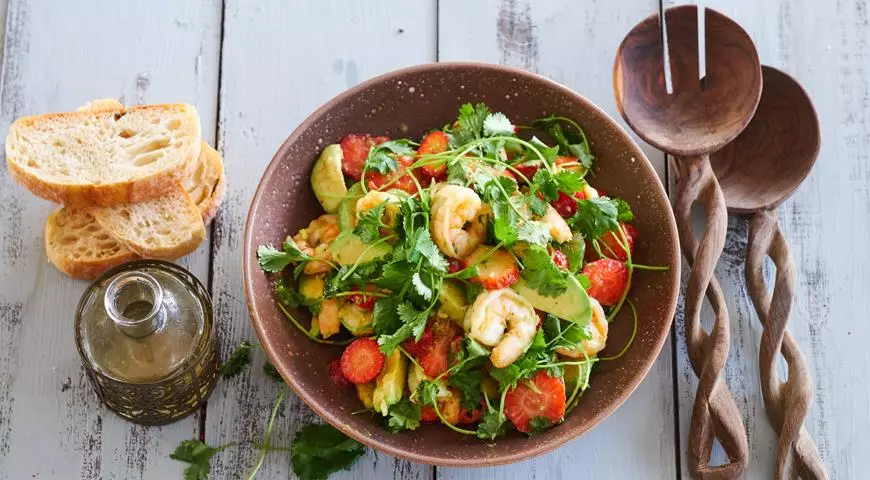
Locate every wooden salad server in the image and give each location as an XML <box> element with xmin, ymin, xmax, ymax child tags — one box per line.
<box><xmin>711</xmin><ymin>65</ymin><xmax>827</xmax><ymax>480</ymax></box>
<box><xmin>614</xmin><ymin>5</ymin><xmax>761</xmax><ymax>478</ymax></box>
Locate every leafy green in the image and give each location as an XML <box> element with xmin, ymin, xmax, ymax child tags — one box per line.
<box><xmin>291</xmin><ymin>424</ymin><xmax>365</xmax><ymax>480</ymax></box>
<box><xmin>483</xmin><ymin>112</ymin><xmax>515</xmax><ymax>136</ymax></box>
<box><xmin>542</xmin><ymin>314</ymin><xmax>592</xmax><ymax>352</ymax></box>
<box><xmin>533</xmin><ymin>115</ymin><xmax>595</xmax><ymax>169</ymax></box>
<box><xmin>530</xmin><ymin>168</ymin><xmax>584</xmax><ymax>202</ymax></box>
<box><xmin>489</xmin><ymin>330</ymin><xmax>555</xmax><ymax>390</ymax></box>
<box><xmin>386</xmin><ymin>398</ymin><xmax>421</xmax><ymax>432</ymax></box>
<box><xmin>476</xmin><ymin>409</ymin><xmax>508</xmax><ymax>440</ymax></box>
<box><xmin>526</xmin><ymin>194</ymin><xmax>550</xmax><ymax>217</ymax></box>
<box><xmin>263</xmin><ymin>362</ymin><xmax>283</xmax><ymax>382</ymax></box>
<box><xmin>275</xmin><ymin>277</ymin><xmax>306</xmax><ymax>308</ymax></box>
<box><xmin>528</xmin><ymin>136</ymin><xmax>560</xmax><ymax>165</ymax></box>
<box><xmin>353</xmin><ymin>202</ymin><xmax>388</xmax><ymax>244</ymax></box>
<box><xmin>378</xmin><ymin>301</ymin><xmax>429</xmax><ymax>354</ymax></box>
<box><xmin>520</xmin><ymin>245</ymin><xmax>569</xmax><ymax>297</ymax></box>
<box><xmin>371</xmin><ymin>296</ymin><xmax>402</xmax><ymax>336</ymax></box>
<box><xmin>527</xmin><ymin>417</ymin><xmax>555</xmax><ymax>436</ymax></box>
<box><xmin>614</xmin><ymin>198</ymin><xmax>635</xmax><ymax>222</ymax></box>
<box><xmin>364</xmin><ymin>139</ymin><xmax>414</xmax><ymax>174</ymax></box>
<box><xmin>411</xmin><ymin>272</ymin><xmax>433</xmax><ymax>301</ymax></box>
<box><xmin>562</xmin><ymin>234</ymin><xmax>586</xmax><ymax>273</ymax></box>
<box><xmin>170</xmin><ymin>440</ymin><xmax>229</xmax><ymax>480</ymax></box>
<box><xmin>453</xmin><ymin>103</ymin><xmax>490</xmax><ymax>146</ymax></box>
<box><xmin>221</xmin><ymin>341</ymin><xmax>253</xmax><ymax>378</ymax></box>
<box><xmin>569</xmin><ymin>197</ymin><xmax>621</xmax><ymax>240</ymax></box>
<box><xmin>516</xmin><ymin>220</ymin><xmax>551</xmax><ymax>246</ymax></box>
<box><xmin>257</xmin><ymin>240</ymin><xmax>312</xmax><ymax>273</ymax></box>
<box><xmin>449</xmin><ymin>368</ymin><xmax>484</xmax><ymax>411</ymax></box>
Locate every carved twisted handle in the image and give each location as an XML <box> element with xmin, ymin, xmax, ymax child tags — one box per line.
<box><xmin>745</xmin><ymin>210</ymin><xmax>828</xmax><ymax>480</ymax></box>
<box><xmin>673</xmin><ymin>156</ymin><xmax>748</xmax><ymax>479</ymax></box>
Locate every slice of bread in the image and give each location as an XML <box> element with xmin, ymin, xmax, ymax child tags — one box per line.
<box><xmin>184</xmin><ymin>143</ymin><xmax>226</xmax><ymax>224</ymax></box>
<box><xmin>89</xmin><ymin>182</ymin><xmax>206</xmax><ymax>259</ymax></box>
<box><xmin>45</xmin><ymin>208</ymin><xmax>137</xmax><ymax>280</ymax></box>
<box><xmin>6</xmin><ymin>103</ymin><xmax>202</xmax><ymax>207</ymax></box>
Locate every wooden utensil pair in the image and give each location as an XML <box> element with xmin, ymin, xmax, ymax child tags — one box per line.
<box><xmin>614</xmin><ymin>5</ymin><xmax>826</xmax><ymax>480</ymax></box>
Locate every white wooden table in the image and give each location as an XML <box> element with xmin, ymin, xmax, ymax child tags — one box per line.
<box><xmin>0</xmin><ymin>0</ymin><xmax>864</xmax><ymax>478</ymax></box>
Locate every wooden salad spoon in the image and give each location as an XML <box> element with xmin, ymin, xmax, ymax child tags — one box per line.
<box><xmin>614</xmin><ymin>5</ymin><xmax>761</xmax><ymax>478</ymax></box>
<box><xmin>710</xmin><ymin>65</ymin><xmax>827</xmax><ymax>480</ymax></box>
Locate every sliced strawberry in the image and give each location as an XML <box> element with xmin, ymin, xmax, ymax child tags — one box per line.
<box><xmin>447</xmin><ymin>258</ymin><xmax>463</xmax><ymax>274</ymax></box>
<box><xmin>464</xmin><ymin>246</ymin><xmax>519</xmax><ymax>290</ymax></box>
<box><xmin>405</xmin><ymin>318</ymin><xmax>463</xmax><ymax>378</ymax></box>
<box><xmin>599</xmin><ymin>223</ymin><xmax>638</xmax><ymax>261</ymax></box>
<box><xmin>366</xmin><ymin>154</ymin><xmax>419</xmax><ymax>194</ymax></box>
<box><xmin>512</xmin><ymin>162</ymin><xmax>540</xmax><ymax>183</ymax></box>
<box><xmin>340</xmin><ymin>338</ymin><xmax>385</xmax><ymax>384</ymax></box>
<box><xmin>421</xmin><ymin>405</ymin><xmax>439</xmax><ymax>423</ymax></box>
<box><xmin>550</xmin><ymin>191</ymin><xmax>578</xmax><ymax>218</ymax></box>
<box><xmin>582</xmin><ymin>258</ymin><xmax>629</xmax><ymax>306</ymax></box>
<box><xmin>549</xmin><ymin>248</ymin><xmax>569</xmax><ymax>270</ymax></box>
<box><xmin>504</xmin><ymin>369</ymin><xmax>566</xmax><ymax>434</ymax></box>
<box><xmin>458</xmin><ymin>406</ymin><xmax>483</xmax><ymax>424</ymax></box>
<box><xmin>339</xmin><ymin>134</ymin><xmax>390</xmax><ymax>181</ymax></box>
<box><xmin>348</xmin><ymin>285</ymin><xmax>378</xmax><ymax>311</ymax></box>
<box><xmin>328</xmin><ymin>358</ymin><xmax>354</xmax><ymax>389</ymax></box>
<box><xmin>418</xmin><ymin>131</ymin><xmax>450</xmax><ymax>178</ymax></box>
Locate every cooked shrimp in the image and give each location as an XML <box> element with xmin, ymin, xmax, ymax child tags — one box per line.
<box><xmin>431</xmin><ymin>185</ymin><xmax>487</xmax><ymax>259</ymax></box>
<box><xmin>317</xmin><ymin>298</ymin><xmax>341</xmax><ymax>338</ymax></box>
<box><xmin>355</xmin><ymin>191</ymin><xmax>401</xmax><ymax>228</ymax></box>
<box><xmin>292</xmin><ymin>214</ymin><xmax>340</xmax><ymax>274</ymax></box>
<box><xmin>555</xmin><ymin>298</ymin><xmax>608</xmax><ymax>358</ymax></box>
<box><xmin>464</xmin><ymin>289</ymin><xmax>538</xmax><ymax>368</ymax></box>
<box><xmin>540</xmin><ymin>204</ymin><xmax>572</xmax><ymax>243</ymax></box>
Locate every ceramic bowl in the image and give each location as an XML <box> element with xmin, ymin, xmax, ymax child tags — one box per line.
<box><xmin>244</xmin><ymin>62</ymin><xmax>679</xmax><ymax>467</ymax></box>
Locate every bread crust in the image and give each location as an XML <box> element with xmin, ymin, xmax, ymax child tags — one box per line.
<box><xmin>44</xmin><ymin>208</ymin><xmax>138</xmax><ymax>280</ymax></box>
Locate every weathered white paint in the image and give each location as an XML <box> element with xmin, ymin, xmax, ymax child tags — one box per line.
<box><xmin>0</xmin><ymin>0</ymin><xmax>220</xmax><ymax>479</ymax></box>
<box><xmin>206</xmin><ymin>1</ymin><xmax>436</xmax><ymax>478</ymax></box>
<box><xmin>437</xmin><ymin>0</ymin><xmax>677</xmax><ymax>478</ymax></box>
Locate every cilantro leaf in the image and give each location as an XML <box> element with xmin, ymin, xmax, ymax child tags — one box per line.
<box><xmin>526</xmin><ymin>194</ymin><xmax>550</xmax><ymax>217</ymax></box>
<box><xmin>257</xmin><ymin>240</ymin><xmax>311</xmax><ymax>273</ymax></box>
<box><xmin>516</xmin><ymin>220</ymin><xmax>551</xmax><ymax>246</ymax></box>
<box><xmin>408</xmin><ymin>228</ymin><xmax>448</xmax><ymax>272</ymax></box>
<box><xmin>520</xmin><ymin>245</ymin><xmax>569</xmax><ymax>297</ymax></box>
<box><xmin>489</xmin><ymin>330</ymin><xmax>552</xmax><ymax>390</ymax></box>
<box><xmin>491</xmin><ymin>199</ymin><xmax>518</xmax><ymax>245</ymax></box>
<box><xmin>170</xmin><ymin>439</ymin><xmax>228</xmax><ymax>480</ymax></box>
<box><xmin>483</xmin><ymin>112</ymin><xmax>515</xmax><ymax>136</ymax></box>
<box><xmin>220</xmin><ymin>341</ymin><xmax>253</xmax><ymax>378</ymax></box>
<box><xmin>416</xmin><ymin>379</ymin><xmax>441</xmax><ymax>406</ymax></box>
<box><xmin>291</xmin><ymin>424</ymin><xmax>365</xmax><ymax>480</ymax></box>
<box><xmin>411</xmin><ymin>272</ymin><xmax>433</xmax><ymax>301</ymax></box>
<box><xmin>275</xmin><ymin>277</ymin><xmax>306</xmax><ymax>308</ymax></box>
<box><xmin>562</xmin><ymin>234</ymin><xmax>586</xmax><ymax>273</ymax></box>
<box><xmin>533</xmin><ymin>115</ymin><xmax>595</xmax><ymax>168</ymax></box>
<box><xmin>453</xmin><ymin>103</ymin><xmax>490</xmax><ymax>146</ymax></box>
<box><xmin>372</xmin><ymin>296</ymin><xmax>402</xmax><ymax>336</ymax></box>
<box><xmin>476</xmin><ymin>409</ymin><xmax>508</xmax><ymax>440</ymax></box>
<box><xmin>386</xmin><ymin>398</ymin><xmax>421</xmax><ymax>432</ymax></box>
<box><xmin>449</xmin><ymin>368</ymin><xmax>484</xmax><ymax>411</ymax></box>
<box><xmin>528</xmin><ymin>416</ymin><xmax>555</xmax><ymax>435</ymax></box>
<box><xmin>554</xmin><ymin>170</ymin><xmax>585</xmax><ymax>194</ymax></box>
<box><xmin>377</xmin><ymin>261</ymin><xmax>415</xmax><ymax>291</ymax></box>
<box><xmin>528</xmin><ymin>136</ymin><xmax>560</xmax><ymax>165</ymax></box>
<box><xmin>570</xmin><ymin>198</ymin><xmax>621</xmax><ymax>240</ymax></box>
<box><xmin>613</xmin><ymin>198</ymin><xmax>635</xmax><ymax>222</ymax></box>
<box><xmin>542</xmin><ymin>314</ymin><xmax>592</xmax><ymax>353</ymax></box>
<box><xmin>465</xmin><ymin>282</ymin><xmax>486</xmax><ymax>304</ymax></box>
<box><xmin>353</xmin><ymin>202</ymin><xmax>387</xmax><ymax>244</ymax></box>
<box><xmin>263</xmin><ymin>362</ymin><xmax>283</xmax><ymax>382</ymax></box>
<box><xmin>365</xmin><ymin>140</ymin><xmax>414</xmax><ymax>174</ymax></box>
<box><xmin>378</xmin><ymin>302</ymin><xmax>428</xmax><ymax>354</ymax></box>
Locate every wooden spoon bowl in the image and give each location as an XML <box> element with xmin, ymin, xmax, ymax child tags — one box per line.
<box><xmin>711</xmin><ymin>66</ymin><xmax>821</xmax><ymax>213</ymax></box>
<box><xmin>614</xmin><ymin>5</ymin><xmax>762</xmax><ymax>156</ymax></box>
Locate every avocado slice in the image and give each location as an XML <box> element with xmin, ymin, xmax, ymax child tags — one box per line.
<box><xmin>511</xmin><ymin>274</ymin><xmax>592</xmax><ymax>325</ymax></box>
<box><xmin>339</xmin><ymin>303</ymin><xmax>374</xmax><ymax>336</ymax></box>
<box><xmin>338</xmin><ymin>183</ymin><xmax>364</xmax><ymax>232</ymax></box>
<box><xmin>330</xmin><ymin>231</ymin><xmax>392</xmax><ymax>265</ymax></box>
<box><xmin>437</xmin><ymin>280</ymin><xmax>468</xmax><ymax>323</ymax></box>
<box><xmin>311</xmin><ymin>144</ymin><xmax>348</xmax><ymax>213</ymax></box>
<box><xmin>297</xmin><ymin>274</ymin><xmax>325</xmax><ymax>302</ymax></box>
<box><xmin>356</xmin><ymin>382</ymin><xmax>376</xmax><ymax>410</ymax></box>
<box><xmin>372</xmin><ymin>350</ymin><xmax>408</xmax><ymax>415</ymax></box>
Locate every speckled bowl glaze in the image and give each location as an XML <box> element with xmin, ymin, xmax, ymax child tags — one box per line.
<box><xmin>244</xmin><ymin>62</ymin><xmax>680</xmax><ymax>467</ymax></box>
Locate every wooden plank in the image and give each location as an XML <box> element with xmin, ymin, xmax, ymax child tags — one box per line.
<box><xmin>437</xmin><ymin>1</ymin><xmax>677</xmax><ymax>478</ymax></box>
<box><xmin>0</xmin><ymin>0</ymin><xmax>221</xmax><ymax>478</ymax></box>
<box><xmin>666</xmin><ymin>1</ymin><xmax>856</xmax><ymax>477</ymax></box>
<box><xmin>206</xmin><ymin>1</ymin><xmax>436</xmax><ymax>478</ymax></box>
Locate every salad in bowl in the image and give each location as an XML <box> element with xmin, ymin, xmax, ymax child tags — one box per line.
<box><xmin>256</xmin><ymin>102</ymin><xmax>661</xmax><ymax>440</ymax></box>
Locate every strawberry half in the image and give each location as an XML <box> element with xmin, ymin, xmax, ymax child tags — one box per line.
<box><xmin>464</xmin><ymin>246</ymin><xmax>519</xmax><ymax>290</ymax></box>
<box><xmin>512</xmin><ymin>161</ymin><xmax>540</xmax><ymax>183</ymax></box>
<box><xmin>550</xmin><ymin>191</ymin><xmax>578</xmax><ymax>218</ymax></box>
<box><xmin>549</xmin><ymin>247</ymin><xmax>569</xmax><ymax>271</ymax></box>
<box><xmin>504</xmin><ymin>369</ymin><xmax>566</xmax><ymax>434</ymax></box>
<box><xmin>599</xmin><ymin>223</ymin><xmax>638</xmax><ymax>261</ymax></box>
<box><xmin>328</xmin><ymin>358</ymin><xmax>354</xmax><ymax>389</ymax></box>
<box><xmin>404</xmin><ymin>318</ymin><xmax>463</xmax><ymax>378</ymax></box>
<box><xmin>340</xmin><ymin>338</ymin><xmax>385</xmax><ymax>384</ymax></box>
<box><xmin>582</xmin><ymin>258</ymin><xmax>628</xmax><ymax>306</ymax></box>
<box><xmin>339</xmin><ymin>134</ymin><xmax>390</xmax><ymax>181</ymax></box>
<box><xmin>418</xmin><ymin>131</ymin><xmax>450</xmax><ymax>178</ymax></box>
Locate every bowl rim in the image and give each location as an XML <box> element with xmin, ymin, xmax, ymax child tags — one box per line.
<box><xmin>243</xmin><ymin>61</ymin><xmax>680</xmax><ymax>467</ymax></box>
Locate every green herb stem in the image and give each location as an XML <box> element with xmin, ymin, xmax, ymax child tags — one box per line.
<box><xmin>245</xmin><ymin>387</ymin><xmax>287</xmax><ymax>480</ymax></box>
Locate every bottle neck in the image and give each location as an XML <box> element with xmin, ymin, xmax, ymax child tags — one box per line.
<box><xmin>104</xmin><ymin>271</ymin><xmax>165</xmax><ymax>338</ymax></box>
